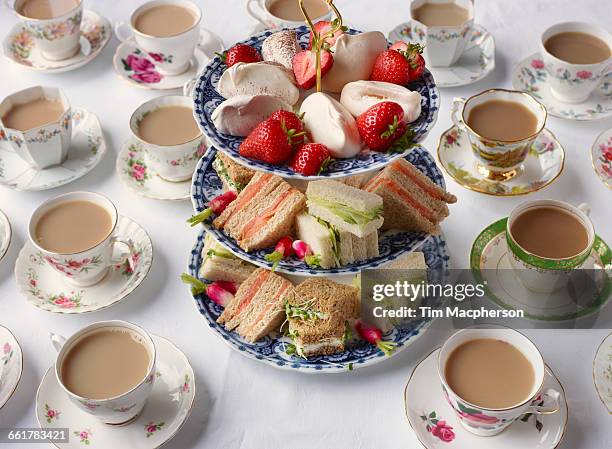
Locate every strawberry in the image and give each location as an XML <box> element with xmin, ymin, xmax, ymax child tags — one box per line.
<box><xmin>389</xmin><ymin>41</ymin><xmax>409</xmax><ymax>52</ymax></box>
<box><xmin>264</xmin><ymin>236</ymin><xmax>294</xmax><ymax>270</ymax></box>
<box><xmin>307</xmin><ymin>19</ymin><xmax>346</xmax><ymax>50</ymax></box>
<box><xmin>370</xmin><ymin>50</ymin><xmax>410</xmax><ymax>85</ymax></box>
<box><xmin>187</xmin><ymin>190</ymin><xmax>237</xmax><ymax>226</ymax></box>
<box><xmin>239</xmin><ymin>118</ymin><xmax>303</xmax><ymax>164</ymax></box>
<box><xmin>389</xmin><ymin>42</ymin><xmax>425</xmax><ymax>82</ymax></box>
<box><xmin>217</xmin><ymin>44</ymin><xmax>261</xmax><ymax>67</ymax></box>
<box><xmin>269</xmin><ymin>110</ymin><xmax>305</xmax><ymax>146</ymax></box>
<box><xmin>292</xmin><ymin>49</ymin><xmax>334</xmax><ymax>90</ymax></box>
<box><xmin>290</xmin><ymin>143</ymin><xmax>332</xmax><ymax>176</ymax></box>
<box><xmin>356</xmin><ymin>102</ymin><xmax>407</xmax><ymax>152</ymax></box>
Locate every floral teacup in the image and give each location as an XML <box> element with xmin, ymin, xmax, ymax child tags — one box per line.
<box><xmin>540</xmin><ymin>22</ymin><xmax>612</xmax><ymax>104</ymax></box>
<box><xmin>129</xmin><ymin>95</ymin><xmax>206</xmax><ymax>182</ymax></box>
<box><xmin>246</xmin><ymin>0</ymin><xmax>332</xmax><ymax>30</ymax></box>
<box><xmin>438</xmin><ymin>325</ymin><xmax>561</xmax><ymax>437</ymax></box>
<box><xmin>0</xmin><ymin>86</ymin><xmax>72</xmax><ymax>170</ymax></box>
<box><xmin>451</xmin><ymin>89</ymin><xmax>547</xmax><ymax>181</ymax></box>
<box><xmin>28</xmin><ymin>192</ymin><xmax>134</xmax><ymax>287</ymax></box>
<box><xmin>50</xmin><ymin>320</ymin><xmax>156</xmax><ymax>425</ymax></box>
<box><xmin>409</xmin><ymin>0</ymin><xmax>474</xmax><ymax>67</ymax></box>
<box><xmin>115</xmin><ymin>0</ymin><xmax>201</xmax><ymax>76</ymax></box>
<box><xmin>11</xmin><ymin>0</ymin><xmax>83</xmax><ymax>61</ymax></box>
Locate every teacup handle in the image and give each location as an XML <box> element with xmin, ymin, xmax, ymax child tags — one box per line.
<box><xmin>109</xmin><ymin>236</ymin><xmax>135</xmax><ymax>267</ymax></box>
<box><xmin>114</xmin><ymin>21</ymin><xmax>134</xmax><ymax>44</ymax></box>
<box><xmin>246</xmin><ymin>0</ymin><xmax>269</xmax><ymax>28</ymax></box>
<box><xmin>463</xmin><ymin>27</ymin><xmax>487</xmax><ymax>53</ymax></box>
<box><xmin>528</xmin><ymin>388</ymin><xmax>561</xmax><ymax>415</ymax></box>
<box><xmin>450</xmin><ymin>97</ymin><xmax>467</xmax><ymax>130</ymax></box>
<box><xmin>49</xmin><ymin>332</ymin><xmax>66</xmax><ymax>353</ymax></box>
<box><xmin>183</xmin><ymin>79</ymin><xmax>197</xmax><ymax>97</ymax></box>
<box><xmin>577</xmin><ymin>203</ymin><xmax>591</xmax><ymax>217</ymax></box>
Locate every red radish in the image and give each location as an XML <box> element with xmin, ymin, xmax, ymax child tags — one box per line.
<box><xmin>217</xmin><ymin>44</ymin><xmax>261</xmax><ymax>67</ymax></box>
<box><xmin>206</xmin><ymin>282</ymin><xmax>235</xmax><ymax>307</ymax></box>
<box><xmin>180</xmin><ymin>274</ymin><xmax>235</xmax><ymax>307</ymax></box>
<box><xmin>307</xmin><ymin>19</ymin><xmax>346</xmax><ymax>49</ymax></box>
<box><xmin>214</xmin><ymin>280</ymin><xmax>238</xmax><ymax>295</ymax></box>
<box><xmin>355</xmin><ymin>319</ymin><xmax>397</xmax><ymax>356</ymax></box>
<box><xmin>265</xmin><ymin>236</ymin><xmax>294</xmax><ymax>270</ymax></box>
<box><xmin>292</xmin><ymin>240</ymin><xmax>312</xmax><ymax>259</ymax></box>
<box><xmin>292</xmin><ymin>49</ymin><xmax>334</xmax><ymax>90</ymax></box>
<box><xmin>187</xmin><ymin>191</ymin><xmax>237</xmax><ymax>226</ymax></box>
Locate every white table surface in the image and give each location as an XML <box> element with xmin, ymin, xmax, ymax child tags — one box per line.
<box><xmin>0</xmin><ymin>1</ymin><xmax>611</xmax><ymax>448</ymax></box>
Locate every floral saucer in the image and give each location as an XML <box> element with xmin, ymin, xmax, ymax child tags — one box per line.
<box><xmin>0</xmin><ymin>325</ymin><xmax>22</xmax><ymax>410</ymax></box>
<box><xmin>403</xmin><ymin>348</ymin><xmax>568</xmax><ymax>448</ymax></box>
<box><xmin>116</xmin><ymin>138</ymin><xmax>203</xmax><ymax>201</ymax></box>
<box><xmin>0</xmin><ymin>108</ymin><xmax>106</xmax><ymax>191</ymax></box>
<box><xmin>591</xmin><ymin>128</ymin><xmax>612</xmax><ymax>188</ymax></box>
<box><xmin>36</xmin><ymin>335</ymin><xmax>195</xmax><ymax>448</ymax></box>
<box><xmin>113</xmin><ymin>40</ymin><xmax>209</xmax><ymax>90</ymax></box>
<box><xmin>593</xmin><ymin>331</ymin><xmax>612</xmax><ymax>413</ymax></box>
<box><xmin>470</xmin><ymin>218</ymin><xmax>612</xmax><ymax>322</ymax></box>
<box><xmin>2</xmin><ymin>10</ymin><xmax>111</xmax><ymax>73</ymax></box>
<box><xmin>388</xmin><ymin>23</ymin><xmax>495</xmax><ymax>88</ymax></box>
<box><xmin>437</xmin><ymin>125</ymin><xmax>564</xmax><ymax>196</ymax></box>
<box><xmin>15</xmin><ymin>216</ymin><xmax>153</xmax><ymax>314</ymax></box>
<box><xmin>0</xmin><ymin>209</ymin><xmax>10</xmax><ymax>262</ymax></box>
<box><xmin>513</xmin><ymin>53</ymin><xmax>612</xmax><ymax>121</ymax></box>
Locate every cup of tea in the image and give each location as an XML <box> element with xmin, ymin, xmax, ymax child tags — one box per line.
<box><xmin>409</xmin><ymin>0</ymin><xmax>474</xmax><ymax>67</ymax></box>
<box><xmin>129</xmin><ymin>95</ymin><xmax>206</xmax><ymax>182</ymax></box>
<box><xmin>115</xmin><ymin>0</ymin><xmax>202</xmax><ymax>75</ymax></box>
<box><xmin>28</xmin><ymin>191</ymin><xmax>135</xmax><ymax>287</ymax></box>
<box><xmin>450</xmin><ymin>88</ymin><xmax>547</xmax><ymax>181</ymax></box>
<box><xmin>506</xmin><ymin>199</ymin><xmax>595</xmax><ymax>294</ymax></box>
<box><xmin>10</xmin><ymin>0</ymin><xmax>84</xmax><ymax>60</ymax></box>
<box><xmin>540</xmin><ymin>22</ymin><xmax>612</xmax><ymax>104</ymax></box>
<box><xmin>0</xmin><ymin>86</ymin><xmax>73</xmax><ymax>170</ymax></box>
<box><xmin>438</xmin><ymin>325</ymin><xmax>561</xmax><ymax>437</ymax></box>
<box><xmin>50</xmin><ymin>320</ymin><xmax>156</xmax><ymax>425</ymax></box>
<box><xmin>246</xmin><ymin>0</ymin><xmax>332</xmax><ymax>29</ymax></box>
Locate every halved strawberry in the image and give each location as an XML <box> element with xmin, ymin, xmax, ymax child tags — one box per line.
<box><xmin>308</xmin><ymin>19</ymin><xmax>346</xmax><ymax>49</ymax></box>
<box><xmin>239</xmin><ymin>118</ymin><xmax>303</xmax><ymax>164</ymax></box>
<box><xmin>217</xmin><ymin>44</ymin><xmax>261</xmax><ymax>67</ymax></box>
<box><xmin>292</xmin><ymin>49</ymin><xmax>334</xmax><ymax>90</ymax></box>
<box><xmin>357</xmin><ymin>102</ymin><xmax>408</xmax><ymax>152</ymax></box>
<box><xmin>290</xmin><ymin>143</ymin><xmax>332</xmax><ymax>176</ymax></box>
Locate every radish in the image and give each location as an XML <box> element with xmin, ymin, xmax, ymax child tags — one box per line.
<box><xmin>180</xmin><ymin>273</ymin><xmax>235</xmax><ymax>307</ymax></box>
<box><xmin>264</xmin><ymin>236</ymin><xmax>294</xmax><ymax>271</ymax></box>
<box><xmin>187</xmin><ymin>191</ymin><xmax>237</xmax><ymax>226</ymax></box>
<box><xmin>355</xmin><ymin>319</ymin><xmax>397</xmax><ymax>356</ymax></box>
<box><xmin>292</xmin><ymin>240</ymin><xmax>311</xmax><ymax>259</ymax></box>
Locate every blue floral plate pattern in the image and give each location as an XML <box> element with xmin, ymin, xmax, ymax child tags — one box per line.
<box><xmin>191</xmin><ymin>146</ymin><xmax>445</xmax><ymax>275</ymax></box>
<box><xmin>191</xmin><ymin>26</ymin><xmax>439</xmax><ymax>179</ymax></box>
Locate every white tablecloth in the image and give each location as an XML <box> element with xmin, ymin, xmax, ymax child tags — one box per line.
<box><xmin>0</xmin><ymin>1</ymin><xmax>611</xmax><ymax>448</ymax></box>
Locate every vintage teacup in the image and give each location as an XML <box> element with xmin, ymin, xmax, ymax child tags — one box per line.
<box><xmin>115</xmin><ymin>0</ymin><xmax>201</xmax><ymax>76</ymax></box>
<box><xmin>129</xmin><ymin>95</ymin><xmax>206</xmax><ymax>182</ymax></box>
<box><xmin>0</xmin><ymin>86</ymin><xmax>72</xmax><ymax>170</ymax></box>
<box><xmin>246</xmin><ymin>0</ymin><xmax>332</xmax><ymax>30</ymax></box>
<box><xmin>438</xmin><ymin>325</ymin><xmax>561</xmax><ymax>437</ymax></box>
<box><xmin>28</xmin><ymin>191</ymin><xmax>134</xmax><ymax>287</ymax></box>
<box><xmin>50</xmin><ymin>321</ymin><xmax>156</xmax><ymax>425</ymax></box>
<box><xmin>10</xmin><ymin>0</ymin><xmax>84</xmax><ymax>60</ymax></box>
<box><xmin>506</xmin><ymin>199</ymin><xmax>595</xmax><ymax>294</ymax></box>
<box><xmin>451</xmin><ymin>89</ymin><xmax>547</xmax><ymax>181</ymax></box>
<box><xmin>409</xmin><ymin>0</ymin><xmax>474</xmax><ymax>67</ymax></box>
<box><xmin>540</xmin><ymin>22</ymin><xmax>612</xmax><ymax>104</ymax></box>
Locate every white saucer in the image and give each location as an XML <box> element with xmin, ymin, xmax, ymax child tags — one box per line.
<box><xmin>389</xmin><ymin>23</ymin><xmax>495</xmax><ymax>88</ymax></box>
<box><xmin>36</xmin><ymin>334</ymin><xmax>195</xmax><ymax>449</ymax></box>
<box><xmin>513</xmin><ymin>53</ymin><xmax>612</xmax><ymax>121</ymax></box>
<box><xmin>2</xmin><ymin>10</ymin><xmax>111</xmax><ymax>73</ymax></box>
<box><xmin>438</xmin><ymin>125</ymin><xmax>564</xmax><ymax>196</ymax></box>
<box><xmin>15</xmin><ymin>216</ymin><xmax>153</xmax><ymax>314</ymax></box>
<box><xmin>0</xmin><ymin>209</ymin><xmax>10</xmax><ymax>262</ymax></box>
<box><xmin>591</xmin><ymin>128</ymin><xmax>612</xmax><ymax>189</ymax></box>
<box><xmin>594</xmin><ymin>331</ymin><xmax>612</xmax><ymax>413</ymax></box>
<box><xmin>404</xmin><ymin>348</ymin><xmax>568</xmax><ymax>448</ymax></box>
<box><xmin>0</xmin><ymin>108</ymin><xmax>106</xmax><ymax>191</ymax></box>
<box><xmin>116</xmin><ymin>138</ymin><xmax>195</xmax><ymax>201</ymax></box>
<box><xmin>0</xmin><ymin>325</ymin><xmax>22</xmax><ymax>410</ymax></box>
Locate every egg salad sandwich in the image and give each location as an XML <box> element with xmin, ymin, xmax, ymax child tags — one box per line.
<box><xmin>212</xmin><ymin>152</ymin><xmax>255</xmax><ymax>192</ymax></box>
<box><xmin>199</xmin><ymin>233</ymin><xmax>256</xmax><ymax>283</ymax></box>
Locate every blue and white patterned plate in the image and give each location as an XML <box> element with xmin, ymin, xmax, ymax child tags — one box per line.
<box><xmin>191</xmin><ymin>146</ymin><xmax>445</xmax><ymax>275</ymax></box>
<box><xmin>187</xmin><ymin>230</ymin><xmax>449</xmax><ymax>373</ymax></box>
<box><xmin>191</xmin><ymin>26</ymin><xmax>439</xmax><ymax>179</ymax></box>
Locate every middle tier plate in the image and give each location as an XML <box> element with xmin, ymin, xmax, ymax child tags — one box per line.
<box><xmin>191</xmin><ymin>26</ymin><xmax>439</xmax><ymax>180</ymax></box>
<box><xmin>191</xmin><ymin>146</ymin><xmax>444</xmax><ymax>275</ymax></box>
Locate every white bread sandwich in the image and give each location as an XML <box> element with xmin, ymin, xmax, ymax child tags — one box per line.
<box><xmin>363</xmin><ymin>158</ymin><xmax>457</xmax><ymax>233</ymax></box>
<box><xmin>306</xmin><ymin>180</ymin><xmax>383</xmax><ymax>237</ymax></box>
<box><xmin>212</xmin><ymin>95</ymin><xmax>292</xmax><ymax>137</ymax></box>
<box><xmin>212</xmin><ymin>152</ymin><xmax>255</xmax><ymax>192</ymax></box>
<box><xmin>199</xmin><ymin>233</ymin><xmax>256</xmax><ymax>283</ymax></box>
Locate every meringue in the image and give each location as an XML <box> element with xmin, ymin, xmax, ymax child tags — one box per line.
<box><xmin>212</xmin><ymin>95</ymin><xmax>292</xmax><ymax>136</ymax></box>
<box><xmin>340</xmin><ymin>80</ymin><xmax>422</xmax><ymax>123</ymax></box>
<box><xmin>322</xmin><ymin>31</ymin><xmax>388</xmax><ymax>93</ymax></box>
<box><xmin>262</xmin><ymin>30</ymin><xmax>301</xmax><ymax>70</ymax></box>
<box><xmin>300</xmin><ymin>92</ymin><xmax>362</xmax><ymax>159</ymax></box>
<box><xmin>217</xmin><ymin>62</ymin><xmax>300</xmax><ymax>105</ymax></box>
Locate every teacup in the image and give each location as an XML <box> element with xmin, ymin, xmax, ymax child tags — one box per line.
<box><xmin>28</xmin><ymin>191</ymin><xmax>134</xmax><ymax>287</ymax></box>
<box><xmin>540</xmin><ymin>22</ymin><xmax>612</xmax><ymax>104</ymax></box>
<box><xmin>246</xmin><ymin>0</ymin><xmax>332</xmax><ymax>30</ymax></box>
<box><xmin>50</xmin><ymin>320</ymin><xmax>156</xmax><ymax>425</ymax></box>
<box><xmin>0</xmin><ymin>86</ymin><xmax>72</xmax><ymax>170</ymax></box>
<box><xmin>438</xmin><ymin>325</ymin><xmax>561</xmax><ymax>437</ymax></box>
<box><xmin>129</xmin><ymin>95</ymin><xmax>206</xmax><ymax>182</ymax></box>
<box><xmin>11</xmin><ymin>0</ymin><xmax>84</xmax><ymax>60</ymax></box>
<box><xmin>451</xmin><ymin>89</ymin><xmax>547</xmax><ymax>181</ymax></box>
<box><xmin>409</xmin><ymin>0</ymin><xmax>474</xmax><ymax>67</ymax></box>
<box><xmin>115</xmin><ymin>0</ymin><xmax>202</xmax><ymax>75</ymax></box>
<box><xmin>506</xmin><ymin>199</ymin><xmax>595</xmax><ymax>294</ymax></box>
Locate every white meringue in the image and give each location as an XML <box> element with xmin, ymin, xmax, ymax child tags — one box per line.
<box><xmin>261</xmin><ymin>30</ymin><xmax>301</xmax><ymax>70</ymax></box>
<box><xmin>217</xmin><ymin>62</ymin><xmax>300</xmax><ymax>105</ymax></box>
<box><xmin>212</xmin><ymin>95</ymin><xmax>292</xmax><ymax>137</ymax></box>
<box><xmin>300</xmin><ymin>92</ymin><xmax>362</xmax><ymax>159</ymax></box>
<box><xmin>340</xmin><ymin>80</ymin><xmax>422</xmax><ymax>123</ymax></box>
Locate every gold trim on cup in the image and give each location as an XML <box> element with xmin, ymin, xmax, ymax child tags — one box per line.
<box><xmin>12</xmin><ymin>0</ymin><xmax>83</xmax><ymax>22</ymax></box>
<box><xmin>130</xmin><ymin>0</ymin><xmax>202</xmax><ymax>39</ymax></box>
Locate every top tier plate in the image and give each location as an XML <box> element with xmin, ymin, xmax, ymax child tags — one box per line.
<box><xmin>191</xmin><ymin>26</ymin><xmax>439</xmax><ymax>179</ymax></box>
